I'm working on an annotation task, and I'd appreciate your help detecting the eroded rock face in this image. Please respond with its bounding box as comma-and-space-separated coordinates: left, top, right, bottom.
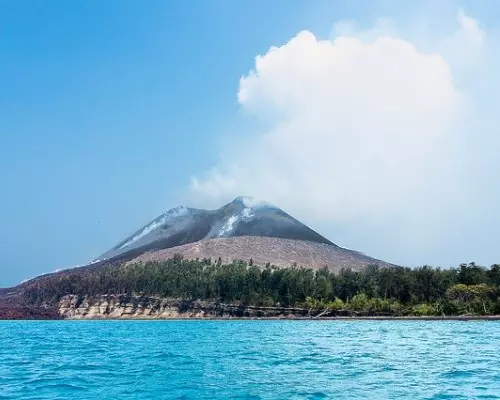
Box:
58, 294, 312, 319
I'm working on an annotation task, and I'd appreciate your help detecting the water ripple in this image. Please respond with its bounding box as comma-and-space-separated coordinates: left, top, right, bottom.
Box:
1, 320, 500, 399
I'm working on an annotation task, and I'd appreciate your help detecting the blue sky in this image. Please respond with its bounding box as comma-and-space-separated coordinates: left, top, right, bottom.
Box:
1, 0, 499, 286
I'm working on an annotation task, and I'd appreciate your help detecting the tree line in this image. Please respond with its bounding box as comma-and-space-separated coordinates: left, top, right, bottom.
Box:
23, 258, 500, 316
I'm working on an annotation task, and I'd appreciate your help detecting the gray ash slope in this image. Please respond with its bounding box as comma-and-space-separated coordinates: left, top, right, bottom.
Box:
97, 196, 393, 271
98, 196, 334, 262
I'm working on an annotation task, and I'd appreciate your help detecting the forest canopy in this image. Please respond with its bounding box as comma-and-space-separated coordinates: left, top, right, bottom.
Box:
23, 259, 500, 316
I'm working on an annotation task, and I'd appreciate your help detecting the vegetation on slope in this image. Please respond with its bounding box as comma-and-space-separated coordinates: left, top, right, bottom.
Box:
22, 258, 500, 316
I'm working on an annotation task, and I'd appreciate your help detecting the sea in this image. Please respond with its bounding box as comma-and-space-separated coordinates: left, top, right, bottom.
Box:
0, 320, 499, 399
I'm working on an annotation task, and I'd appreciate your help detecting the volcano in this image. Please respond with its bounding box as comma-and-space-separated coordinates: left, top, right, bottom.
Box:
94, 196, 392, 271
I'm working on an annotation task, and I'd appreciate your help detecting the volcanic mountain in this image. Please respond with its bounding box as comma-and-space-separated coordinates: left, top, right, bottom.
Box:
93, 196, 392, 271
0, 196, 395, 319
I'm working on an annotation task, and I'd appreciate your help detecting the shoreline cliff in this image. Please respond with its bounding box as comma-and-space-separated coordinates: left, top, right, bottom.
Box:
2, 294, 498, 320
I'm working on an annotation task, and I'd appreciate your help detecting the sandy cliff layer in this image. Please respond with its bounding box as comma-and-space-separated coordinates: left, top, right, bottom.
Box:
58, 294, 314, 319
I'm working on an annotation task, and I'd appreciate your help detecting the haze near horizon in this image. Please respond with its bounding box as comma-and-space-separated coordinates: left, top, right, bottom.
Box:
1, 0, 499, 286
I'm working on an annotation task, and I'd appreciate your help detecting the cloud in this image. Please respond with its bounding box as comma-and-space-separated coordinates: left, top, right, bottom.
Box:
190, 10, 497, 266
457, 8, 484, 45
435, 8, 486, 74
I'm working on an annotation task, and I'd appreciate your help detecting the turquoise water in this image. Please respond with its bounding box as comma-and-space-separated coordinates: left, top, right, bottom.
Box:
0, 321, 499, 399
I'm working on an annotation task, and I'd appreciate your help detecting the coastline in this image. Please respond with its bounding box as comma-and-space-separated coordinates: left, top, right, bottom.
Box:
4, 295, 500, 321
37, 315, 500, 321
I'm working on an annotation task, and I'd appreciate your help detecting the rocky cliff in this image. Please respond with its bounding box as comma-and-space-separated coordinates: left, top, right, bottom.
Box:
58, 294, 317, 319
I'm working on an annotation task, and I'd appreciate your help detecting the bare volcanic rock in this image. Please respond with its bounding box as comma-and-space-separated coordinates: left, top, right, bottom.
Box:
127, 236, 393, 272
0, 307, 61, 320
93, 196, 394, 270
96, 196, 336, 265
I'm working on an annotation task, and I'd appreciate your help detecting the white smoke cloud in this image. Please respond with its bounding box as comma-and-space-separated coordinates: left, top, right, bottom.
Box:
190, 10, 498, 266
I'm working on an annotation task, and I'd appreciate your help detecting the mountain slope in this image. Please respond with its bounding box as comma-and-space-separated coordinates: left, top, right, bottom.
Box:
127, 236, 394, 271
97, 196, 336, 264
90, 196, 394, 271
